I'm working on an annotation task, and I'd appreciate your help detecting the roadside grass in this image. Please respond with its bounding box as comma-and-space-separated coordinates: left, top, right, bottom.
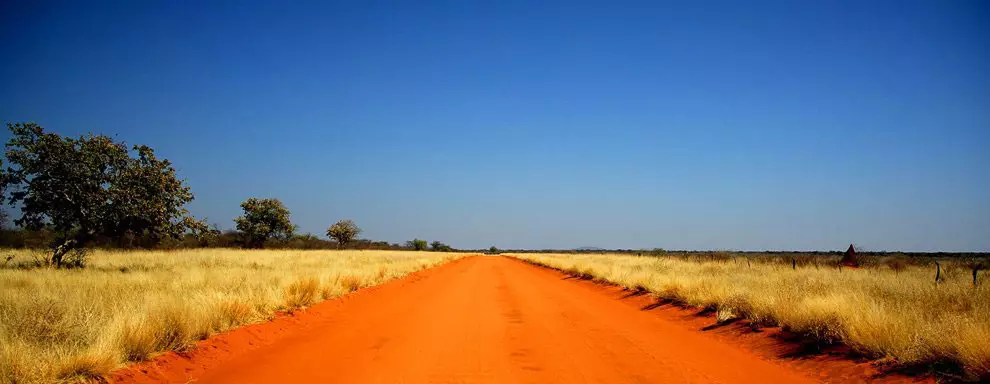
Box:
0, 249, 466, 383
508, 253, 990, 380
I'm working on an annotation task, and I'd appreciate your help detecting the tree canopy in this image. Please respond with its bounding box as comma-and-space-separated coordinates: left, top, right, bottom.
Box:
429, 240, 452, 252
407, 238, 428, 251
1, 122, 199, 266
326, 219, 361, 247
234, 198, 295, 248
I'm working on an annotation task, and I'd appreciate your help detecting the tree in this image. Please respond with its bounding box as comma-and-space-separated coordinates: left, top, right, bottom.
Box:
327, 219, 362, 248
489, 246, 500, 254
429, 240, 452, 252
234, 198, 294, 248
0, 159, 8, 228
1, 122, 198, 267
406, 238, 427, 251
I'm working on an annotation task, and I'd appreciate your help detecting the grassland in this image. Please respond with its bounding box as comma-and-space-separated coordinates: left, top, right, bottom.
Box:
0, 249, 466, 383
509, 253, 990, 380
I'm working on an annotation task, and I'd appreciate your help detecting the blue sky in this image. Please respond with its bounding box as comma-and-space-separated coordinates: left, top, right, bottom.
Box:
1, 0, 987, 251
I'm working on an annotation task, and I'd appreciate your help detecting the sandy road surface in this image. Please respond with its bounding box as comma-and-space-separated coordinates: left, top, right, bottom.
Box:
115, 256, 822, 383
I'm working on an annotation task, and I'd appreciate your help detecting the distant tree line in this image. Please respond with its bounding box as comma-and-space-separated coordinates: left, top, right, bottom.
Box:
0, 123, 461, 267
500, 248, 987, 259
0, 227, 410, 251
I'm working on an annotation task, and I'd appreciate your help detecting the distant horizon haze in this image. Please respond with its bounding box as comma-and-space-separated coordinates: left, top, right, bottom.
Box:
1, 0, 987, 252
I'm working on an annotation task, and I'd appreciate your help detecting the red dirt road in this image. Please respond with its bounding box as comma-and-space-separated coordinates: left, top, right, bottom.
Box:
112, 256, 886, 383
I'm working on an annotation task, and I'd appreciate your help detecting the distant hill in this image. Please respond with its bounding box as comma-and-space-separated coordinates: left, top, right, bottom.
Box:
574, 247, 604, 251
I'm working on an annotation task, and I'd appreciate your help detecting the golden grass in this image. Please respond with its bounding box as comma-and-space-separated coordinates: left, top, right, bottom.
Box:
509, 253, 990, 380
0, 248, 466, 383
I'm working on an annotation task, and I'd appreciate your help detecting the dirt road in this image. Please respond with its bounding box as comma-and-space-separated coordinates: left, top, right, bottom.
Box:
118, 256, 822, 383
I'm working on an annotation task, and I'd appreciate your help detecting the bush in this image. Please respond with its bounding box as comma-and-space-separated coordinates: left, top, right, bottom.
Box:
407, 239, 428, 251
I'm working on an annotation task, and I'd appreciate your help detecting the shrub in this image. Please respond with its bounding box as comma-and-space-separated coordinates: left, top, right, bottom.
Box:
406, 239, 428, 251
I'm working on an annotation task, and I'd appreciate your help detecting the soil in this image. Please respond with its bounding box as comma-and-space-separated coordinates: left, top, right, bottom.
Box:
108, 256, 933, 383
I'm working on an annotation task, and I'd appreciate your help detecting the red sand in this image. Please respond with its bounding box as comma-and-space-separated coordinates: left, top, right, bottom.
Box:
108, 256, 932, 383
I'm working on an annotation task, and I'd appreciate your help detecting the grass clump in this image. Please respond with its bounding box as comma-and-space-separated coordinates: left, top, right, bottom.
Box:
284, 278, 320, 310
339, 275, 363, 292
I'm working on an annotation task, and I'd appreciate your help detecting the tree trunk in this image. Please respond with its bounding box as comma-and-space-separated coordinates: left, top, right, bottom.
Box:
51, 250, 63, 267
50, 239, 77, 268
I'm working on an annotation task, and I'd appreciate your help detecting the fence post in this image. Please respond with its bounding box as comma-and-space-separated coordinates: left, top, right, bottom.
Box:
934, 260, 941, 283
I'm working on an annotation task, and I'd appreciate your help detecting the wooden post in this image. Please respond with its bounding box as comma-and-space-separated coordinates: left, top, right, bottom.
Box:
792, 258, 796, 270
936, 261, 942, 281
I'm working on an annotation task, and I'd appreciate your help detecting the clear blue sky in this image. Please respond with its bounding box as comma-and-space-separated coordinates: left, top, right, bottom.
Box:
1, 0, 988, 251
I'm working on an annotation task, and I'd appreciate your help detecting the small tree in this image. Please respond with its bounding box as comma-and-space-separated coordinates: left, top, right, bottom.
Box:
489, 246, 500, 254
1, 123, 199, 267
327, 219, 362, 248
406, 238, 427, 251
430, 240, 452, 252
234, 198, 294, 248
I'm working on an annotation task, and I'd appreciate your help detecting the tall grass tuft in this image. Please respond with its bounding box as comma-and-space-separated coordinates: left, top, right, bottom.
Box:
284, 278, 320, 310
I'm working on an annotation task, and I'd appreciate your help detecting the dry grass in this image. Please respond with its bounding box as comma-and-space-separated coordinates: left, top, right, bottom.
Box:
509, 253, 990, 380
0, 248, 466, 383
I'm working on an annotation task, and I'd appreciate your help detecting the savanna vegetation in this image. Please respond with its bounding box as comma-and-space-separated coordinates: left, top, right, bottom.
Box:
0, 123, 205, 267
510, 252, 990, 381
1, 122, 984, 382
0, 123, 459, 258
406, 239, 428, 251
0, 248, 466, 383
0, 123, 469, 383
327, 220, 362, 248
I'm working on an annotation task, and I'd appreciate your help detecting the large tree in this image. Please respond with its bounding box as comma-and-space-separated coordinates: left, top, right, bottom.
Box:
326, 219, 361, 248
0, 159, 8, 227
1, 122, 198, 266
234, 198, 294, 248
